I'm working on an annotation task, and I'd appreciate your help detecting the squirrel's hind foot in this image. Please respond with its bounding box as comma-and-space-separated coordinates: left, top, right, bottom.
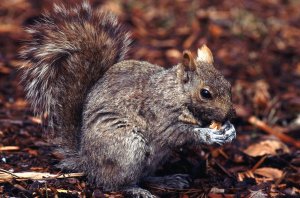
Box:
142, 174, 191, 189
123, 186, 158, 198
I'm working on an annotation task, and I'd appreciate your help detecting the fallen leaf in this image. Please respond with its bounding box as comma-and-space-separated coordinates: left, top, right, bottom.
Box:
254, 167, 283, 179
253, 80, 270, 109
166, 49, 181, 61
209, 24, 223, 38
24, 148, 38, 156
243, 140, 290, 157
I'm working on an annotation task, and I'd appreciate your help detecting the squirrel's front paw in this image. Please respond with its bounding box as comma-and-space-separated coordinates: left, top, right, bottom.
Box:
221, 121, 236, 143
194, 121, 236, 145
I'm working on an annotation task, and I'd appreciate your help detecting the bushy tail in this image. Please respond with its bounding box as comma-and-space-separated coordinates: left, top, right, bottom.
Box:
20, 2, 130, 159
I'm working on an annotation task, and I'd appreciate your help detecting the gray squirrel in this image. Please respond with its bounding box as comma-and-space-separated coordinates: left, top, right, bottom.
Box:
20, 2, 236, 197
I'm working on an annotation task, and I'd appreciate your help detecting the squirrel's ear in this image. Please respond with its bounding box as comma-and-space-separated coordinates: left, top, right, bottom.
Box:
182, 50, 196, 71
177, 50, 196, 82
196, 45, 214, 64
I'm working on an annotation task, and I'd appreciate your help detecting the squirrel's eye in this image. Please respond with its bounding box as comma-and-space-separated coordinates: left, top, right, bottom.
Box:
200, 89, 212, 100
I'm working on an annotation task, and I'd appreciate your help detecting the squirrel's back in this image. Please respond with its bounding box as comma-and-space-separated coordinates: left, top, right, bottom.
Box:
20, 1, 130, 159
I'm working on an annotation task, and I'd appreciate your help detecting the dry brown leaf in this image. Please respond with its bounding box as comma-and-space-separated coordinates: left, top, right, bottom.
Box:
209, 24, 223, 38
166, 49, 181, 60
244, 140, 290, 157
234, 104, 251, 118
0, 65, 11, 74
24, 148, 38, 156
253, 80, 270, 109
254, 167, 283, 179
181, 194, 189, 198
100, 1, 123, 16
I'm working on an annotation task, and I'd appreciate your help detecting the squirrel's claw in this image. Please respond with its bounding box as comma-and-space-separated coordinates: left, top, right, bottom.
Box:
194, 121, 236, 145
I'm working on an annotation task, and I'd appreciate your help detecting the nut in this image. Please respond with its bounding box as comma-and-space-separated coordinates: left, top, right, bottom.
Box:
209, 121, 221, 130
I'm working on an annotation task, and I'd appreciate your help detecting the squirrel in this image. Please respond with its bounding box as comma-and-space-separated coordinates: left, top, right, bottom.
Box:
20, 1, 236, 197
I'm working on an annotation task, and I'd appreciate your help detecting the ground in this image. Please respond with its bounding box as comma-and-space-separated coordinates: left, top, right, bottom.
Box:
0, 0, 299, 197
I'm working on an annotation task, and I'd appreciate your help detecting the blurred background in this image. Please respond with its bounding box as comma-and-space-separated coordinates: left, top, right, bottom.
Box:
0, 0, 299, 197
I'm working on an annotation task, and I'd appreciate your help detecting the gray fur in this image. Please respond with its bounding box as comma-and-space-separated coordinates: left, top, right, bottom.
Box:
20, 1, 130, 156
21, 1, 236, 197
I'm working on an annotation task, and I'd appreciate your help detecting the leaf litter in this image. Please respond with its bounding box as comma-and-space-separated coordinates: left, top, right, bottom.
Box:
0, 0, 300, 197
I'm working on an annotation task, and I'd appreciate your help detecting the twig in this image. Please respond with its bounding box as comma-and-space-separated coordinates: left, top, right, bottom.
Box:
0, 168, 21, 179
0, 146, 20, 151
0, 170, 84, 183
41, 187, 81, 194
0, 118, 41, 125
250, 155, 268, 172
214, 161, 233, 178
248, 116, 300, 148
275, 171, 287, 187
0, 119, 24, 125
218, 148, 229, 159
